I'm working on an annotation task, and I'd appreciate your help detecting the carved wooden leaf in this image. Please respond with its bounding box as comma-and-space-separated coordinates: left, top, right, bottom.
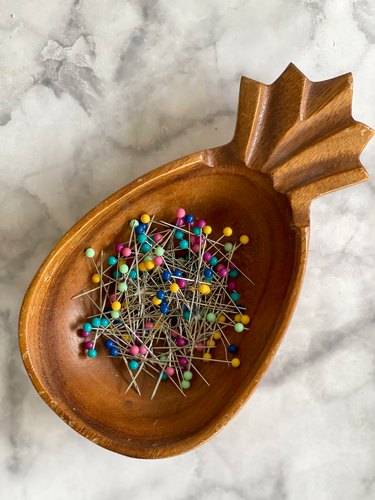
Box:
228, 64, 374, 223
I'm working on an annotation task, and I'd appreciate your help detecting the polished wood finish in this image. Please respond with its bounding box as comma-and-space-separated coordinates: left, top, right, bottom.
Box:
19, 64, 373, 458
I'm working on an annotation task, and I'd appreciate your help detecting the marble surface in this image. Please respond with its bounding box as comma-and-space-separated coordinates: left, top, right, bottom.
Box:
1, 0, 375, 498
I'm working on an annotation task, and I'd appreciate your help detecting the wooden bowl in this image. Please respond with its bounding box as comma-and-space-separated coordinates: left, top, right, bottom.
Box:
19, 64, 373, 458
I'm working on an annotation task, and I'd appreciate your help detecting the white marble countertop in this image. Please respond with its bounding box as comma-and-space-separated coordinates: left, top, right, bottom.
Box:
1, 1, 375, 499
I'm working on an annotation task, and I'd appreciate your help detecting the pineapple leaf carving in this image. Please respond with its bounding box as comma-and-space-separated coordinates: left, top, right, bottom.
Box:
227, 64, 374, 224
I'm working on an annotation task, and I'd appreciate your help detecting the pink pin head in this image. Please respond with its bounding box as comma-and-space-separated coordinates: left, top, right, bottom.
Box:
154, 256, 163, 266
195, 341, 205, 352
129, 345, 139, 356
121, 247, 132, 257
165, 367, 175, 377
139, 345, 148, 356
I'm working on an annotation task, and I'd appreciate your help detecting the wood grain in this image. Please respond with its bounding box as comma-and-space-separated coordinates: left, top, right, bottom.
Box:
18, 64, 373, 458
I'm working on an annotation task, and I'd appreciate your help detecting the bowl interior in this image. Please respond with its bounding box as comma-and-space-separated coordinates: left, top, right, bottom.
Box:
22, 159, 300, 457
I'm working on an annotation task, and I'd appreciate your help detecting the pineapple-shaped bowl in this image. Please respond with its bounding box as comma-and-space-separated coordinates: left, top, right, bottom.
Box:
19, 64, 373, 458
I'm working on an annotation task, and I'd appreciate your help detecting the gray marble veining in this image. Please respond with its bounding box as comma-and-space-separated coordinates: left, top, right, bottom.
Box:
1, 1, 375, 499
